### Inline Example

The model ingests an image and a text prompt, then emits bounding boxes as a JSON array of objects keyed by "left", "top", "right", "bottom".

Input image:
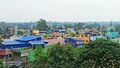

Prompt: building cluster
[
  {"left": 0, "top": 23, "right": 119, "bottom": 68},
  {"left": 0, "top": 22, "right": 18, "bottom": 35}
]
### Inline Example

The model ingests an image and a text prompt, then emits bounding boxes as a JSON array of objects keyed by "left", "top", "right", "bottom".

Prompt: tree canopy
[
  {"left": 36, "top": 19, "right": 50, "bottom": 31},
  {"left": 31, "top": 39, "right": 120, "bottom": 68}
]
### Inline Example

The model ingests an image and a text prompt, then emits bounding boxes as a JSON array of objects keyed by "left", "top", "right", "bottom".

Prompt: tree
[
  {"left": 36, "top": 19, "right": 50, "bottom": 31},
  {"left": 75, "top": 39, "right": 120, "bottom": 68},
  {"left": 5, "top": 27, "right": 9, "bottom": 32},
  {"left": 31, "top": 45, "right": 47, "bottom": 68},
  {"left": 76, "top": 31, "right": 79, "bottom": 35},
  {"left": 31, "top": 43, "right": 76, "bottom": 68},
  {"left": 97, "top": 24, "right": 101, "bottom": 31},
  {"left": 0, "top": 60, "right": 4, "bottom": 68},
  {"left": 58, "top": 25, "right": 63, "bottom": 30},
  {"left": 17, "top": 31, "right": 23, "bottom": 35},
  {"left": 110, "top": 28, "right": 114, "bottom": 32}
]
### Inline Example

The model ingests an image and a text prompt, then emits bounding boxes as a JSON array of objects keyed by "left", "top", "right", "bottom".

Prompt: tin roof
[{"left": 17, "top": 36, "right": 41, "bottom": 41}]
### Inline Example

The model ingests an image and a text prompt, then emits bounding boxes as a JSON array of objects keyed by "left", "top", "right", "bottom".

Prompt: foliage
[
  {"left": 97, "top": 24, "right": 101, "bottom": 31},
  {"left": 76, "top": 31, "right": 79, "bottom": 34},
  {"left": 110, "top": 28, "right": 114, "bottom": 32},
  {"left": 31, "top": 45, "right": 47, "bottom": 68},
  {"left": 81, "top": 39, "right": 120, "bottom": 68},
  {"left": 5, "top": 27, "right": 9, "bottom": 33},
  {"left": 31, "top": 43, "right": 76, "bottom": 68},
  {"left": 17, "top": 31, "right": 23, "bottom": 35},
  {"left": 36, "top": 19, "right": 50, "bottom": 31},
  {"left": 31, "top": 39, "right": 120, "bottom": 68},
  {"left": 70, "top": 33, "right": 75, "bottom": 36},
  {"left": 0, "top": 60, "right": 4, "bottom": 68}
]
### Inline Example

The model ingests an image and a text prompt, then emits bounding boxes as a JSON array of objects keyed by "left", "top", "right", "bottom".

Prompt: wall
[{"left": 1, "top": 44, "right": 29, "bottom": 49}]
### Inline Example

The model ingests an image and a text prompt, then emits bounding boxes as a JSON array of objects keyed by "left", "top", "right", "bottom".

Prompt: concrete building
[
  {"left": 0, "top": 22, "right": 18, "bottom": 35},
  {"left": 6, "top": 24, "right": 18, "bottom": 35},
  {"left": 0, "top": 22, "right": 6, "bottom": 30}
]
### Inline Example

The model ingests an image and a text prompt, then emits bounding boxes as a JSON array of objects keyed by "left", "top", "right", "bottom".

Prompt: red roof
[{"left": 0, "top": 51, "right": 5, "bottom": 55}]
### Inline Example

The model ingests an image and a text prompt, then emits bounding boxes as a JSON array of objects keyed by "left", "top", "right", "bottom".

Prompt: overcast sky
[{"left": 0, "top": 0, "right": 120, "bottom": 22}]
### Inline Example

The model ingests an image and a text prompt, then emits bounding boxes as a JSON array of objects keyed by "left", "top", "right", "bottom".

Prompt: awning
[{"left": 0, "top": 51, "right": 5, "bottom": 55}]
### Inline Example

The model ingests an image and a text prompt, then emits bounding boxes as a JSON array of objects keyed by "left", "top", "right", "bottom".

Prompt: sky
[{"left": 0, "top": 0, "right": 120, "bottom": 22}]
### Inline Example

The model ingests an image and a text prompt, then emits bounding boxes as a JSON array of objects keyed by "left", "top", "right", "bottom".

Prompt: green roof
[
  {"left": 23, "top": 32, "right": 31, "bottom": 35},
  {"left": 41, "top": 34, "right": 52, "bottom": 37},
  {"left": 68, "top": 36, "right": 75, "bottom": 39}
]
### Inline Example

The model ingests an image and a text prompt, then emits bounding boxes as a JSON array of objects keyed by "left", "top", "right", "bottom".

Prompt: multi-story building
[
  {"left": 0, "top": 22, "right": 6, "bottom": 30},
  {"left": 6, "top": 24, "right": 18, "bottom": 35},
  {"left": 0, "top": 22, "right": 18, "bottom": 35}
]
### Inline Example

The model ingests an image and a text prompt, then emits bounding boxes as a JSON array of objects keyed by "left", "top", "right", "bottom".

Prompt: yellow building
[
  {"left": 32, "top": 29, "right": 39, "bottom": 36},
  {"left": 76, "top": 35, "right": 90, "bottom": 44},
  {"left": 22, "top": 29, "right": 27, "bottom": 33}
]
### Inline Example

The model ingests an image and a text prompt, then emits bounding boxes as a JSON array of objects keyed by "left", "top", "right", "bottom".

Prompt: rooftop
[
  {"left": 29, "top": 41, "right": 45, "bottom": 45},
  {"left": 2, "top": 41, "right": 28, "bottom": 45},
  {"left": 16, "top": 36, "right": 41, "bottom": 41}
]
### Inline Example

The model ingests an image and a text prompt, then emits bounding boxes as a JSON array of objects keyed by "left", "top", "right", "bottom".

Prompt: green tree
[
  {"left": 110, "top": 28, "right": 114, "bottom": 32},
  {"left": 97, "top": 24, "right": 101, "bottom": 31},
  {"left": 17, "top": 31, "right": 23, "bottom": 35},
  {"left": 5, "top": 27, "right": 9, "bottom": 32},
  {"left": 0, "top": 60, "right": 4, "bottom": 68},
  {"left": 75, "top": 39, "right": 120, "bottom": 68},
  {"left": 76, "top": 31, "right": 79, "bottom": 34},
  {"left": 36, "top": 19, "right": 50, "bottom": 31},
  {"left": 31, "top": 43, "right": 76, "bottom": 68},
  {"left": 58, "top": 25, "right": 63, "bottom": 30},
  {"left": 31, "top": 45, "right": 47, "bottom": 68}
]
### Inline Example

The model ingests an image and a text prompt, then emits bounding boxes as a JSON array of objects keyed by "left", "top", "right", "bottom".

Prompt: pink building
[
  {"left": 0, "top": 49, "right": 13, "bottom": 61},
  {"left": 46, "top": 38, "right": 65, "bottom": 46}
]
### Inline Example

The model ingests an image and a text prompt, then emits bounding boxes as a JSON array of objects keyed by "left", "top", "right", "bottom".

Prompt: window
[
  {"left": 79, "top": 43, "right": 81, "bottom": 46},
  {"left": 76, "top": 44, "right": 78, "bottom": 47},
  {"left": 82, "top": 43, "right": 84, "bottom": 47},
  {"left": 117, "top": 40, "right": 119, "bottom": 42},
  {"left": 9, "top": 54, "right": 12, "bottom": 57},
  {"left": 33, "top": 47, "right": 35, "bottom": 49},
  {"left": 82, "top": 35, "right": 83, "bottom": 37},
  {"left": 6, "top": 55, "right": 8, "bottom": 59},
  {"left": 86, "top": 40, "right": 88, "bottom": 42}
]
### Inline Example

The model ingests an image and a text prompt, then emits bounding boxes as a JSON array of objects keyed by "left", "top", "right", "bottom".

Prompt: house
[
  {"left": 46, "top": 38, "right": 65, "bottom": 46},
  {"left": 76, "top": 35, "right": 90, "bottom": 44},
  {"left": 96, "top": 35, "right": 106, "bottom": 39},
  {"left": 106, "top": 30, "right": 119, "bottom": 41},
  {"left": 1, "top": 36, "right": 48, "bottom": 61},
  {"left": 39, "top": 31, "right": 47, "bottom": 34},
  {"left": 32, "top": 29, "right": 39, "bottom": 36},
  {"left": 23, "top": 32, "right": 31, "bottom": 36},
  {"left": 111, "top": 35, "right": 120, "bottom": 43},
  {"left": 65, "top": 36, "right": 84, "bottom": 48},
  {"left": 9, "top": 45, "right": 51, "bottom": 67},
  {"left": 90, "top": 36, "right": 97, "bottom": 41},
  {"left": 3, "top": 35, "right": 23, "bottom": 42}
]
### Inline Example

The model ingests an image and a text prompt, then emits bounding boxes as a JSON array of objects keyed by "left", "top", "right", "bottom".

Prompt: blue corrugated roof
[
  {"left": 2, "top": 41, "right": 28, "bottom": 45},
  {"left": 17, "top": 36, "right": 41, "bottom": 41},
  {"left": 40, "top": 40, "right": 48, "bottom": 43},
  {"left": 29, "top": 41, "right": 45, "bottom": 45}
]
